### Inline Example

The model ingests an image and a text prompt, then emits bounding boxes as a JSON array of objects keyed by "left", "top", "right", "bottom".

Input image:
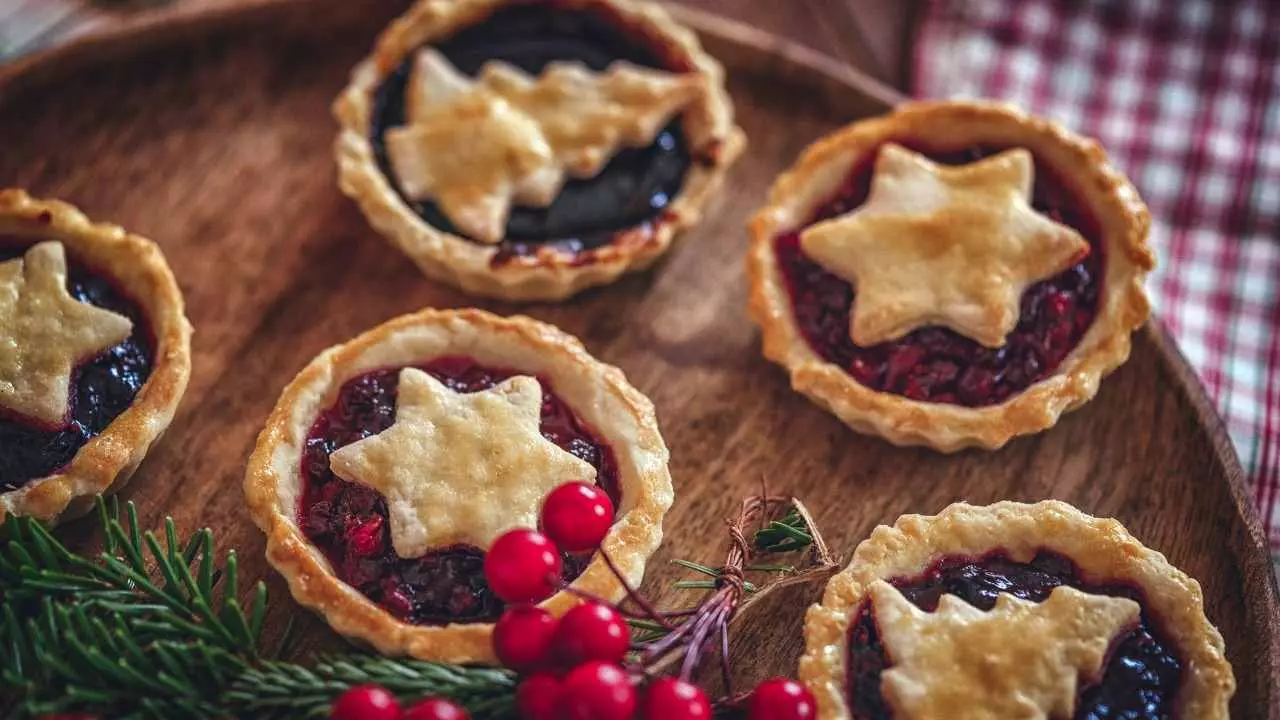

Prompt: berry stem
[
  {"left": 599, "top": 549, "right": 676, "bottom": 631},
  {"left": 561, "top": 578, "right": 671, "bottom": 627}
]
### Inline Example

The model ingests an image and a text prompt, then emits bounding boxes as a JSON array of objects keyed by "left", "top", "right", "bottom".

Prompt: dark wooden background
[{"left": 0, "top": 0, "right": 1275, "bottom": 717}]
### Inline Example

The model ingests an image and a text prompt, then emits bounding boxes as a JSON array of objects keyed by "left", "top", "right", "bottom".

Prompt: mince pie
[
  {"left": 244, "top": 309, "right": 673, "bottom": 663},
  {"left": 800, "top": 501, "right": 1235, "bottom": 720},
  {"left": 0, "top": 190, "right": 191, "bottom": 523},
  {"left": 748, "top": 101, "right": 1155, "bottom": 451},
  {"left": 335, "top": 0, "right": 745, "bottom": 301}
]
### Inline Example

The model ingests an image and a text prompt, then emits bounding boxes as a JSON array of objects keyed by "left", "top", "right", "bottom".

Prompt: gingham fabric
[{"left": 915, "top": 0, "right": 1280, "bottom": 558}]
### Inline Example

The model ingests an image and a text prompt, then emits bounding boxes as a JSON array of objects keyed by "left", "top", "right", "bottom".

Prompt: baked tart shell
[
  {"left": 800, "top": 500, "right": 1235, "bottom": 720},
  {"left": 334, "top": 0, "right": 746, "bottom": 302},
  {"left": 0, "top": 190, "right": 192, "bottom": 524},
  {"left": 747, "top": 101, "right": 1156, "bottom": 452},
  {"left": 244, "top": 308, "right": 673, "bottom": 663}
]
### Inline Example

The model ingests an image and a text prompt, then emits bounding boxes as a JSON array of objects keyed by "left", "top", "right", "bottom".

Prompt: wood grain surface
[{"left": 0, "top": 1, "right": 1275, "bottom": 716}]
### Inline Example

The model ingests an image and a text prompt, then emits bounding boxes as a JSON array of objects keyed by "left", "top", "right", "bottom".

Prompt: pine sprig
[
  {"left": 226, "top": 657, "right": 518, "bottom": 719},
  {"left": 0, "top": 498, "right": 264, "bottom": 718},
  {"left": 0, "top": 498, "right": 266, "bottom": 653},
  {"left": 2, "top": 605, "right": 247, "bottom": 718},
  {"left": 0, "top": 498, "right": 515, "bottom": 719}
]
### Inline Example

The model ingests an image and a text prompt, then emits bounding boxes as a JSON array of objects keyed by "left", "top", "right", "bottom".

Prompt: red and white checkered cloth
[{"left": 915, "top": 0, "right": 1280, "bottom": 556}]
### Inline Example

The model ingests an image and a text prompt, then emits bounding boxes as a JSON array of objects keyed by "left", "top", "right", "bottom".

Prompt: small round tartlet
[
  {"left": 747, "top": 101, "right": 1155, "bottom": 451},
  {"left": 244, "top": 309, "right": 673, "bottom": 663},
  {"left": 334, "top": 0, "right": 745, "bottom": 302},
  {"left": 800, "top": 501, "right": 1235, "bottom": 720},
  {"left": 0, "top": 190, "right": 191, "bottom": 524}
]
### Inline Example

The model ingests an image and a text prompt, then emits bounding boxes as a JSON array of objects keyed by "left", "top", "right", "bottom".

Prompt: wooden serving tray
[{"left": 1, "top": 1, "right": 1276, "bottom": 715}]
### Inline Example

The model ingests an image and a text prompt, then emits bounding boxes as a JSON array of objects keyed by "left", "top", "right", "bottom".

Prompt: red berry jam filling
[
  {"left": 370, "top": 2, "right": 693, "bottom": 261},
  {"left": 0, "top": 239, "right": 154, "bottom": 491},
  {"left": 775, "top": 145, "right": 1104, "bottom": 406},
  {"left": 299, "top": 356, "right": 620, "bottom": 625},
  {"left": 846, "top": 551, "right": 1182, "bottom": 719}
]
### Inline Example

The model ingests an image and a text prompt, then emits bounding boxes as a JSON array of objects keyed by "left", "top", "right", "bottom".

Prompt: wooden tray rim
[{"left": 1, "top": 0, "right": 1276, "bottom": 712}]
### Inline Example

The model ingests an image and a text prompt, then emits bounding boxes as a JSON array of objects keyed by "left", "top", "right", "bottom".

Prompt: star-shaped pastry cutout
[
  {"left": 329, "top": 368, "right": 597, "bottom": 557},
  {"left": 800, "top": 144, "right": 1090, "bottom": 348},
  {"left": 385, "top": 49, "right": 705, "bottom": 243},
  {"left": 0, "top": 241, "right": 133, "bottom": 427},
  {"left": 869, "top": 580, "right": 1140, "bottom": 720}
]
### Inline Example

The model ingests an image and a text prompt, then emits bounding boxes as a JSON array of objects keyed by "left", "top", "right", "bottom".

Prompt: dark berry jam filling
[
  {"left": 846, "top": 551, "right": 1182, "bottom": 719},
  {"left": 775, "top": 145, "right": 1104, "bottom": 407},
  {"left": 370, "top": 2, "right": 693, "bottom": 260},
  {"left": 300, "top": 356, "right": 621, "bottom": 625},
  {"left": 0, "top": 239, "right": 154, "bottom": 491}
]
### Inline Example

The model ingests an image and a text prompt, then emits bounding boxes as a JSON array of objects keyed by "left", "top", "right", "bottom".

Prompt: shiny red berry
[
  {"left": 554, "top": 601, "right": 630, "bottom": 665},
  {"left": 559, "top": 661, "right": 637, "bottom": 720},
  {"left": 484, "top": 529, "right": 562, "bottom": 603},
  {"left": 517, "top": 673, "right": 563, "bottom": 720},
  {"left": 643, "top": 677, "right": 711, "bottom": 720},
  {"left": 541, "top": 482, "right": 615, "bottom": 552},
  {"left": 748, "top": 678, "right": 816, "bottom": 720},
  {"left": 401, "top": 697, "right": 469, "bottom": 720},
  {"left": 493, "top": 605, "right": 559, "bottom": 672},
  {"left": 329, "top": 685, "right": 401, "bottom": 720}
]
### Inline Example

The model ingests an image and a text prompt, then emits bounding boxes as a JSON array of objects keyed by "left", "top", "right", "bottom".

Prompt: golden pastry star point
[
  {"left": 799, "top": 144, "right": 1089, "bottom": 348},
  {"left": 328, "top": 368, "right": 598, "bottom": 557},
  {"left": 0, "top": 241, "right": 133, "bottom": 426}
]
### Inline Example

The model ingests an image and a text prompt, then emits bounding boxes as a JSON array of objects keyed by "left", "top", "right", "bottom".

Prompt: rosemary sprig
[
  {"left": 670, "top": 559, "right": 759, "bottom": 593},
  {"left": 753, "top": 506, "right": 813, "bottom": 553},
  {"left": 0, "top": 498, "right": 515, "bottom": 719}
]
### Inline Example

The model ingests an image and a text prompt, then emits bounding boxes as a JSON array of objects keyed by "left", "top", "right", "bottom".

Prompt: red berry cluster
[
  {"left": 330, "top": 686, "right": 469, "bottom": 720},
  {"left": 486, "top": 482, "right": 817, "bottom": 720},
  {"left": 485, "top": 483, "right": 640, "bottom": 720},
  {"left": 326, "top": 482, "right": 817, "bottom": 720}
]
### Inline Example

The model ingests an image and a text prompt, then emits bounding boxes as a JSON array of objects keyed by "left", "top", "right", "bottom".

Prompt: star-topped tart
[
  {"left": 329, "top": 367, "right": 597, "bottom": 558},
  {"left": 246, "top": 310, "right": 674, "bottom": 661},
  {"left": 0, "top": 241, "right": 133, "bottom": 427},
  {"left": 384, "top": 48, "right": 705, "bottom": 244},
  {"left": 748, "top": 101, "right": 1158, "bottom": 450},
  {"left": 0, "top": 191, "right": 191, "bottom": 524},
  {"left": 869, "top": 581, "right": 1139, "bottom": 719},
  {"left": 799, "top": 500, "right": 1236, "bottom": 720},
  {"left": 799, "top": 144, "right": 1090, "bottom": 349}
]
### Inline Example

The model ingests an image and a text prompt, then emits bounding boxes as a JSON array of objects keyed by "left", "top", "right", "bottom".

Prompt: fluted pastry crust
[
  {"left": 0, "top": 190, "right": 192, "bottom": 524},
  {"left": 747, "top": 100, "right": 1155, "bottom": 452},
  {"left": 335, "top": 0, "right": 745, "bottom": 301},
  {"left": 799, "top": 501, "right": 1235, "bottom": 720}
]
